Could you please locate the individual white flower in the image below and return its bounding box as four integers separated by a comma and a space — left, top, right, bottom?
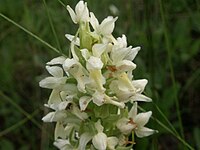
63, 58, 90, 93
117, 102, 156, 137
112, 34, 141, 62
92, 90, 125, 108
86, 56, 105, 92
39, 66, 67, 89
110, 73, 152, 103
67, 0, 90, 24
92, 120, 107, 150
90, 12, 118, 36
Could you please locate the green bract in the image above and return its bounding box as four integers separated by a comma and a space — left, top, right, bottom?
39, 1, 157, 149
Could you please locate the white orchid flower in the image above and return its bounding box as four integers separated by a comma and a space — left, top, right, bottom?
67, 0, 89, 24
39, 66, 67, 89
92, 90, 125, 108
92, 121, 119, 150
92, 120, 107, 150
112, 34, 141, 62
117, 102, 156, 137
63, 58, 90, 93
86, 56, 105, 92
90, 12, 118, 36
110, 73, 152, 103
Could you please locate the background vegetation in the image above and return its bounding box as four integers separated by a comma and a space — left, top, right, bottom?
0, 0, 199, 149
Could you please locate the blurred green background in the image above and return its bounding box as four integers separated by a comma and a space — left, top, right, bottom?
0, 0, 199, 149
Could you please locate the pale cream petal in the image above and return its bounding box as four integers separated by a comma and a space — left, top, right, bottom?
135, 126, 157, 138
67, 5, 77, 24
46, 56, 66, 65
65, 34, 80, 46
107, 137, 119, 150
92, 132, 107, 150
46, 66, 63, 77
100, 16, 118, 35
39, 77, 67, 89
128, 102, 138, 119
130, 93, 152, 102
86, 56, 103, 70
116, 60, 137, 72
134, 111, 152, 127
78, 133, 93, 150
90, 12, 99, 31
79, 96, 92, 111
92, 43, 107, 58
55, 122, 67, 140
132, 79, 148, 93
125, 46, 141, 61
116, 118, 135, 135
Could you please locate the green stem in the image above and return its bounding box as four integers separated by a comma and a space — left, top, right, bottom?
0, 13, 65, 57
158, 0, 184, 140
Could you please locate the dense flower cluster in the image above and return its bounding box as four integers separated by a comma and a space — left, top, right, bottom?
39, 1, 157, 149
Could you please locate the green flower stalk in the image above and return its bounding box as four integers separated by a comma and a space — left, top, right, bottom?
39, 1, 157, 149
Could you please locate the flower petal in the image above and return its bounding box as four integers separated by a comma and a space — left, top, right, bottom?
128, 102, 138, 119
79, 96, 92, 111
116, 60, 136, 72
46, 56, 66, 65
67, 5, 77, 24
75, 1, 89, 22
135, 126, 157, 138
130, 93, 152, 102
90, 12, 99, 31
46, 66, 63, 77
86, 56, 103, 70
39, 77, 67, 89
65, 34, 80, 46
100, 16, 118, 35
53, 139, 71, 149
92, 43, 107, 58
55, 122, 67, 140
107, 137, 119, 150
134, 111, 152, 127
132, 79, 148, 93
92, 132, 107, 150
116, 118, 135, 135
92, 91, 105, 106
78, 133, 93, 150
125, 46, 141, 61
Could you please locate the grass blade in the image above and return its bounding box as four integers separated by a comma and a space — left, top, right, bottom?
0, 109, 39, 137
0, 13, 66, 57
43, 0, 62, 52
0, 91, 42, 129
158, 0, 184, 140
